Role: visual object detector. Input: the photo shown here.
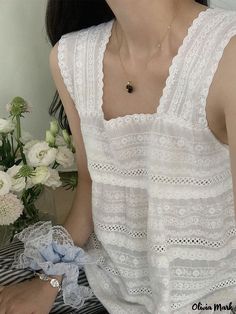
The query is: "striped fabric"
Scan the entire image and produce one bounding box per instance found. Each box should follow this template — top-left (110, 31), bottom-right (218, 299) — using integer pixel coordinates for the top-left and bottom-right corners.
top-left (0, 239), bottom-right (109, 314)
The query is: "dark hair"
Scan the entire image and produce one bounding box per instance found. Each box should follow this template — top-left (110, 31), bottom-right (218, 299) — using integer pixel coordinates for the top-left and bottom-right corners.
top-left (46, 0), bottom-right (208, 133)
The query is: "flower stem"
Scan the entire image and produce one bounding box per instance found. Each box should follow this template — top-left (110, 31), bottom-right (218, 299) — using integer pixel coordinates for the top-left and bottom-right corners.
top-left (16, 116), bottom-right (21, 139)
top-left (1, 134), bottom-right (6, 162)
top-left (15, 115), bottom-right (27, 165)
top-left (10, 133), bottom-right (14, 157)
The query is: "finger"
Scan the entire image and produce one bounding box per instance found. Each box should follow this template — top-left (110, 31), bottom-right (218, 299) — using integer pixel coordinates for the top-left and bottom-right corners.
top-left (0, 286), bottom-right (4, 292)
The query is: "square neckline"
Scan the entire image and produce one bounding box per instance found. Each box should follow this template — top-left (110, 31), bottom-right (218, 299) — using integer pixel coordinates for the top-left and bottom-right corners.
top-left (98, 7), bottom-right (212, 127)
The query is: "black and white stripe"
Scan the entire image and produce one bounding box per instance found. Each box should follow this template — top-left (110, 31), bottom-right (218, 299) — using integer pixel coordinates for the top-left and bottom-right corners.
top-left (0, 240), bottom-right (108, 314)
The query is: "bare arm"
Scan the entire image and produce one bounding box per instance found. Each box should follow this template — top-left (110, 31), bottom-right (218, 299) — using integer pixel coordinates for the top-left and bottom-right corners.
top-left (49, 42), bottom-right (94, 248)
top-left (34, 41), bottom-right (95, 291)
top-left (63, 179), bottom-right (93, 247)
top-left (0, 40), bottom-right (95, 311)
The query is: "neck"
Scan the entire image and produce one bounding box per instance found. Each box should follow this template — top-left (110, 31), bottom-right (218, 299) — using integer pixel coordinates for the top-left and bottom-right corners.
top-left (105, 0), bottom-right (201, 59)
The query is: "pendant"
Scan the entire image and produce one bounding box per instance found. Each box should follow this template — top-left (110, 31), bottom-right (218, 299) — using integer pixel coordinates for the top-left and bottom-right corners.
top-left (126, 81), bottom-right (134, 93)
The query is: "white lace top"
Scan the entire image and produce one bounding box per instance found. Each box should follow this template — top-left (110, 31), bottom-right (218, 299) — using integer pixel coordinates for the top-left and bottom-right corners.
top-left (58, 7), bottom-right (236, 314)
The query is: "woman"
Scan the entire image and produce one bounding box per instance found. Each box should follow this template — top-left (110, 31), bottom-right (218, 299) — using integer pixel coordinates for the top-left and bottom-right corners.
top-left (1, 0), bottom-right (236, 313)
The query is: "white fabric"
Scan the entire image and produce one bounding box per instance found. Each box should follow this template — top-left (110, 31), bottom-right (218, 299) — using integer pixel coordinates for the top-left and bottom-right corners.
top-left (58, 7), bottom-right (236, 314)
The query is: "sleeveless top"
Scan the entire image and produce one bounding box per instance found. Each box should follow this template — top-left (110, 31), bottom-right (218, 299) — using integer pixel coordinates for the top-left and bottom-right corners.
top-left (58, 7), bottom-right (236, 314)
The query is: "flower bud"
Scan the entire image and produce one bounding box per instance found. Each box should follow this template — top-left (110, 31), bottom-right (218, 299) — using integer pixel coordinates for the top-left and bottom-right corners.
top-left (46, 130), bottom-right (56, 147)
top-left (7, 97), bottom-right (31, 117)
top-left (62, 129), bottom-right (71, 145)
top-left (49, 120), bottom-right (59, 136)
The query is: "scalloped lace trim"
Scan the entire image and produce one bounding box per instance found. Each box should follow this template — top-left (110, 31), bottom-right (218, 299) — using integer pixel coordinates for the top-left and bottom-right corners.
top-left (58, 34), bottom-right (76, 103)
top-left (95, 8), bottom-right (213, 127)
top-left (11, 221), bottom-right (103, 310)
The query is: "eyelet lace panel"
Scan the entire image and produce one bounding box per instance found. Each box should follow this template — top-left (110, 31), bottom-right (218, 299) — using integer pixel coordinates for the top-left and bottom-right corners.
top-left (89, 162), bottom-right (231, 186)
top-left (88, 160), bottom-right (232, 199)
top-left (87, 175), bottom-right (236, 313)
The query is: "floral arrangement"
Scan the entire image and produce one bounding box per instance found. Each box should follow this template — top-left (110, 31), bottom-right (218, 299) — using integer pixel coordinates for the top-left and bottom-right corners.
top-left (0, 96), bottom-right (77, 242)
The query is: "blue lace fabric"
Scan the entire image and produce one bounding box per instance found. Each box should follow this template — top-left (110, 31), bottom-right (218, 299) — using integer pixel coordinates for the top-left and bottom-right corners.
top-left (10, 221), bottom-right (103, 310)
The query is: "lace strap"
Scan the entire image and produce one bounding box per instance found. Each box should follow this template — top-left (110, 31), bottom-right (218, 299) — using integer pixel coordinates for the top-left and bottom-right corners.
top-left (192, 9), bottom-right (236, 128)
top-left (57, 31), bottom-right (79, 107)
top-left (74, 21), bottom-right (113, 119)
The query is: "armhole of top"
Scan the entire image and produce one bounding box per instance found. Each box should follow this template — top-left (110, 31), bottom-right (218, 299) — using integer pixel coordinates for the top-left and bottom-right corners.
top-left (57, 34), bottom-right (76, 104)
top-left (198, 13), bottom-right (236, 128)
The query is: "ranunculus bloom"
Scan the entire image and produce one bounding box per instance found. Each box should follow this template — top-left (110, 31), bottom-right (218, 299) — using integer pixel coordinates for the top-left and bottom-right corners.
top-left (55, 135), bottom-right (66, 147)
top-left (56, 146), bottom-right (74, 168)
top-left (44, 168), bottom-right (62, 190)
top-left (0, 118), bottom-right (15, 134)
top-left (27, 141), bottom-right (57, 167)
top-left (31, 166), bottom-right (50, 185)
top-left (20, 130), bottom-right (33, 144)
top-left (25, 177), bottom-right (34, 189)
top-left (23, 139), bottom-right (39, 155)
top-left (7, 165), bottom-right (26, 193)
top-left (0, 171), bottom-right (12, 196)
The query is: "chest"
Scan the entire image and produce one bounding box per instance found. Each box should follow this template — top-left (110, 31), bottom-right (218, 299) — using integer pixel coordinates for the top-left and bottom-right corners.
top-left (102, 49), bottom-right (170, 120)
top-left (102, 47), bottom-right (228, 146)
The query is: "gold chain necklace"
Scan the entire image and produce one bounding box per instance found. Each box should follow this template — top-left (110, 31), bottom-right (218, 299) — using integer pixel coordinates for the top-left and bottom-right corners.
top-left (115, 6), bottom-right (179, 94)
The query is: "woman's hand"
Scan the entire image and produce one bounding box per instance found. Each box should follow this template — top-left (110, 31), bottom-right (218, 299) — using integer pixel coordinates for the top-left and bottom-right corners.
top-left (0, 277), bottom-right (59, 314)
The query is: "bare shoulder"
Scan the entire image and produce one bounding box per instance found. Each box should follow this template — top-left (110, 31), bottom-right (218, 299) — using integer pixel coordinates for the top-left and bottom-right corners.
top-left (49, 41), bottom-right (92, 182)
top-left (49, 42), bottom-right (60, 74)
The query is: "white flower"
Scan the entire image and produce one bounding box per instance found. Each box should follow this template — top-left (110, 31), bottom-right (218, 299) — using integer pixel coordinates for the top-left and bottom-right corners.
top-left (23, 140), bottom-right (40, 164)
top-left (7, 165), bottom-right (26, 193)
top-left (0, 171), bottom-right (12, 195)
top-left (23, 139), bottom-right (39, 154)
top-left (31, 166), bottom-right (50, 185)
top-left (55, 135), bottom-right (66, 146)
top-left (56, 146), bottom-right (74, 168)
top-left (25, 176), bottom-right (34, 189)
top-left (27, 141), bottom-right (57, 167)
top-left (0, 118), bottom-right (15, 134)
top-left (44, 168), bottom-right (62, 190)
top-left (20, 130), bottom-right (33, 144)
top-left (0, 193), bottom-right (24, 225)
